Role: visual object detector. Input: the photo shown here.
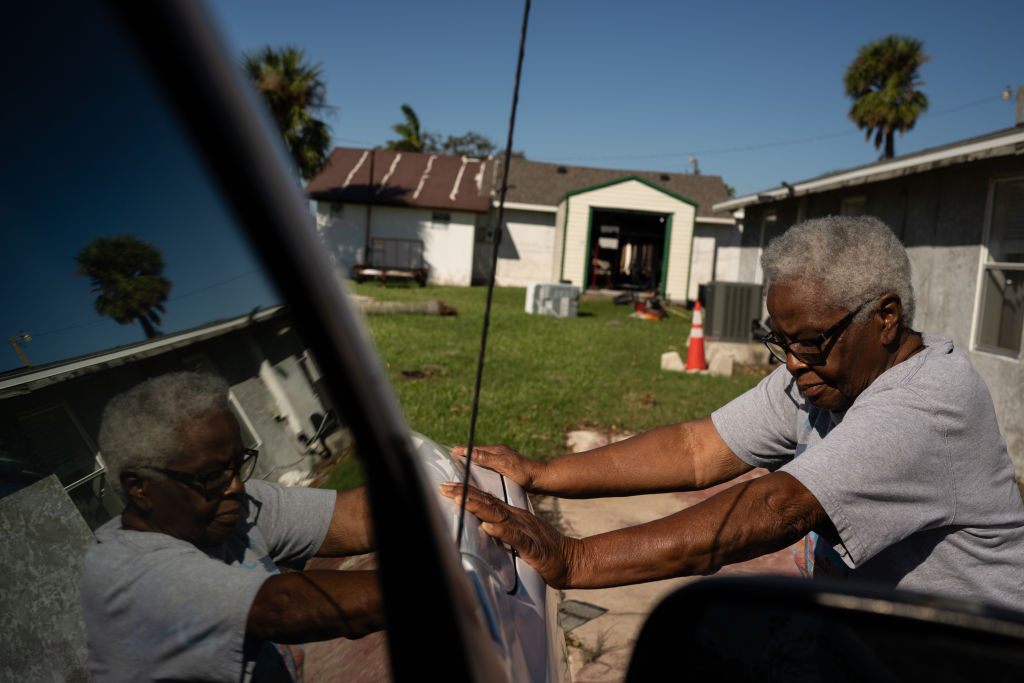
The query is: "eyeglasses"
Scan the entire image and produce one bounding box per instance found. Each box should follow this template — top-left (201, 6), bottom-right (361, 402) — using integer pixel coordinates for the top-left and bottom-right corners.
top-left (761, 299), bottom-right (874, 366)
top-left (141, 448), bottom-right (258, 501)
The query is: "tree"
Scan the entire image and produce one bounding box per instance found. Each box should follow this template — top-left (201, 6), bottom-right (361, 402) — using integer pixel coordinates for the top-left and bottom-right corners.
top-left (384, 105), bottom-right (524, 158)
top-left (75, 235), bottom-right (172, 339)
top-left (843, 35), bottom-right (929, 159)
top-left (440, 131), bottom-right (497, 157)
top-left (243, 46), bottom-right (331, 180)
top-left (386, 104), bottom-right (439, 152)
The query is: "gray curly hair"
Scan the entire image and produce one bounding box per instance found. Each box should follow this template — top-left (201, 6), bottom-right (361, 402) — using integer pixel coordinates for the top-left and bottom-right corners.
top-left (761, 215), bottom-right (915, 326)
top-left (99, 371), bottom-right (230, 499)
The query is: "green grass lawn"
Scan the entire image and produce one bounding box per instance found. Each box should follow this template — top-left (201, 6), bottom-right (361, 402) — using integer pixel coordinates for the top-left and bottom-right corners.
top-left (342, 281), bottom-right (767, 463)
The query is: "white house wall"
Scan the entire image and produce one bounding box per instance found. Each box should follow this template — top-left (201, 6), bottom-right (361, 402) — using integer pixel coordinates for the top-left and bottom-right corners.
top-left (494, 208), bottom-right (556, 286)
top-left (315, 201), bottom-right (476, 285)
top-left (552, 202), bottom-right (567, 282)
top-left (560, 180), bottom-right (696, 301)
top-left (316, 202), bottom-right (367, 275)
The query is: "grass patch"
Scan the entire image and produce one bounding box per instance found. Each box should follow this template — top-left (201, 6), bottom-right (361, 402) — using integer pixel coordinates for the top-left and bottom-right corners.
top-left (345, 281), bottom-right (766, 462)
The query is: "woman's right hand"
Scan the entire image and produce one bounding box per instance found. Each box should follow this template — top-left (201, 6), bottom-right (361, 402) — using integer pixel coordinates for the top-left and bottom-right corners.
top-left (450, 444), bottom-right (544, 492)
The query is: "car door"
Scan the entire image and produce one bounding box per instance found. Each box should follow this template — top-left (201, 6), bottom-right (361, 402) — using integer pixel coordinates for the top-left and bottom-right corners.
top-left (0, 1), bottom-right (530, 680)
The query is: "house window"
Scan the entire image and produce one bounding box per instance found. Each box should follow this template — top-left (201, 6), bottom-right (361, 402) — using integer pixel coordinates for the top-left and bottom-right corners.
top-left (841, 195), bottom-right (866, 217)
top-left (17, 403), bottom-right (122, 529)
top-left (975, 176), bottom-right (1024, 356)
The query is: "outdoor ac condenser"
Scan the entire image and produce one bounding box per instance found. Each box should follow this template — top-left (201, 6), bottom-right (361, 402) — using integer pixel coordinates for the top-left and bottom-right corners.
top-left (704, 282), bottom-right (763, 342)
top-left (525, 282), bottom-right (579, 318)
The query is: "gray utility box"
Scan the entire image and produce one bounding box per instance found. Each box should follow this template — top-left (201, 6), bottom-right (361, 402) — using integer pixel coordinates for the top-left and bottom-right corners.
top-left (525, 282), bottom-right (579, 318)
top-left (704, 282), bottom-right (763, 342)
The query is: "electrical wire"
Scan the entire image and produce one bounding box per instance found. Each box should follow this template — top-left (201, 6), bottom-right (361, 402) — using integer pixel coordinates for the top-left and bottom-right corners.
top-left (548, 94), bottom-right (1005, 164)
top-left (456, 0), bottom-right (531, 548)
top-left (28, 269), bottom-right (268, 339)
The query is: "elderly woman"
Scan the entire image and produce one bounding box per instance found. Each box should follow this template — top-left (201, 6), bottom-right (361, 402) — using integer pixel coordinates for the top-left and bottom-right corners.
top-left (81, 372), bottom-right (383, 682)
top-left (442, 215), bottom-right (1024, 612)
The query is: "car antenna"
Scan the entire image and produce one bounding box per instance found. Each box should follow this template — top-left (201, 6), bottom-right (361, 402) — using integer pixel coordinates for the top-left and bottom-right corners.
top-left (457, 0), bottom-right (531, 547)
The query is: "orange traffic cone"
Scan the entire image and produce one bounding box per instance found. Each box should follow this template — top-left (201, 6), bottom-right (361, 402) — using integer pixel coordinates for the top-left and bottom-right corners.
top-left (685, 302), bottom-right (706, 372)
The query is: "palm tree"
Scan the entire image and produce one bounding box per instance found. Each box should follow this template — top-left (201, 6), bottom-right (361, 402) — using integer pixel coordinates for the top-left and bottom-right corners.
top-left (242, 46), bottom-right (331, 180)
top-left (75, 235), bottom-right (172, 339)
top-left (386, 104), bottom-right (439, 153)
top-left (844, 35), bottom-right (929, 160)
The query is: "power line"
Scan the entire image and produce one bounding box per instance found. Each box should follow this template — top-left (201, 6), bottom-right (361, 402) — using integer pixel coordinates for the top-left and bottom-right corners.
top-left (547, 94), bottom-right (1004, 164)
top-left (30, 269), bottom-right (268, 339)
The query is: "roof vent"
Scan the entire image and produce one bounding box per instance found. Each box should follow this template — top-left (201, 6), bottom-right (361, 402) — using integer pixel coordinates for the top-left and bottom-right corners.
top-left (660, 173), bottom-right (670, 181)
top-left (557, 166), bottom-right (568, 174)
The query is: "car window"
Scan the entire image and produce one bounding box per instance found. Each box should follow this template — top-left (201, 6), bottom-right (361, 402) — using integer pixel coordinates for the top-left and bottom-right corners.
top-left (0, 1), bottom-right (318, 524)
top-left (0, 2), bottom-right (377, 678)
top-left (1, 3), bottom-right (521, 682)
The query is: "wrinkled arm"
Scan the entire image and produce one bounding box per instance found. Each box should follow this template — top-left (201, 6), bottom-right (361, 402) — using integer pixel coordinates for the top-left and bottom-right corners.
top-left (246, 570), bottom-right (383, 643)
top-left (443, 471), bottom-right (826, 589)
top-left (567, 471), bottom-right (825, 586)
top-left (458, 417), bottom-right (752, 498)
top-left (316, 487), bottom-right (374, 557)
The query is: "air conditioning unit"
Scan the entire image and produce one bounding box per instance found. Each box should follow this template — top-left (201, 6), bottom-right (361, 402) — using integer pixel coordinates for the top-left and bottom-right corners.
top-left (525, 282), bottom-right (579, 318)
top-left (704, 282), bottom-right (763, 342)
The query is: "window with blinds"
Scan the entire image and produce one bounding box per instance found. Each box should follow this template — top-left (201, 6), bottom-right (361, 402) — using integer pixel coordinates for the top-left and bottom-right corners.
top-left (975, 176), bottom-right (1024, 356)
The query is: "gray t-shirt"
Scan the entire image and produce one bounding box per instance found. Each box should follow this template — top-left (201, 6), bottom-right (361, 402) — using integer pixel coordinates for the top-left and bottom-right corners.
top-left (80, 479), bottom-right (336, 682)
top-left (712, 333), bottom-right (1024, 612)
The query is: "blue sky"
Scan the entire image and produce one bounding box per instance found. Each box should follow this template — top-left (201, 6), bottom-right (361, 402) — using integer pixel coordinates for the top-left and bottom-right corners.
top-left (0, 4), bottom-right (278, 374)
top-left (207, 0), bottom-right (1022, 196)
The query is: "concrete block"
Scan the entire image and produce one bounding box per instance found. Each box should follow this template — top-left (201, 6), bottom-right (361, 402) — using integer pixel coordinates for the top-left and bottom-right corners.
top-left (705, 341), bottom-right (772, 368)
top-left (708, 353), bottom-right (734, 377)
top-left (660, 351), bottom-right (685, 372)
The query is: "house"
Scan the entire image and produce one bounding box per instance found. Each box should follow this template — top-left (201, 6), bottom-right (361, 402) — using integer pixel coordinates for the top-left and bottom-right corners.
top-left (306, 149), bottom-right (737, 302)
top-left (0, 306), bottom-right (335, 530)
top-left (712, 126), bottom-right (1024, 480)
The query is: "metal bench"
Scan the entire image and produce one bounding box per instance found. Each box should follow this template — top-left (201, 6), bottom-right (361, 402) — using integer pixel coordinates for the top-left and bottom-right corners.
top-left (352, 238), bottom-right (428, 286)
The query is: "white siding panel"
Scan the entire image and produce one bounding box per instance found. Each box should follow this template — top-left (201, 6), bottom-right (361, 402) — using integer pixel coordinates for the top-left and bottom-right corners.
top-left (494, 209), bottom-right (556, 286)
top-left (552, 202), bottom-right (567, 282)
top-left (715, 246), bottom-right (742, 281)
top-left (562, 196), bottom-right (591, 285)
top-left (560, 180), bottom-right (696, 301)
top-left (689, 236), bottom-right (716, 301)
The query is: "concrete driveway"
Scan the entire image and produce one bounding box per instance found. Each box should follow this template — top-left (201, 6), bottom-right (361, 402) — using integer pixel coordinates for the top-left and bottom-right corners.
top-left (542, 430), bottom-right (804, 683)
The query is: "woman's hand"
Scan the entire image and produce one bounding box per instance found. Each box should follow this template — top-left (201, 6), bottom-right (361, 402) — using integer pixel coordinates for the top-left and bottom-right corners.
top-left (439, 482), bottom-right (582, 589)
top-left (450, 444), bottom-right (545, 492)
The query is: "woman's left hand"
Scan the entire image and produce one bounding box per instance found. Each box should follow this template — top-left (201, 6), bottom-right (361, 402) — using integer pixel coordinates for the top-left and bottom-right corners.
top-left (439, 482), bottom-right (582, 589)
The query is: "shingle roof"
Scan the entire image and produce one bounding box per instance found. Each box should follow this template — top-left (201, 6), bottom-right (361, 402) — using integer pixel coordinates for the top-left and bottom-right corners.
top-left (715, 126), bottom-right (1024, 212)
top-left (306, 148), bottom-right (492, 213)
top-left (306, 148), bottom-right (734, 219)
top-left (481, 157), bottom-right (733, 218)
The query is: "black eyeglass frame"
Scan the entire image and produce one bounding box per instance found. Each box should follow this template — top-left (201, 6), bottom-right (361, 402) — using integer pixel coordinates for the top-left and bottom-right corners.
top-left (140, 448), bottom-right (259, 500)
top-left (761, 299), bottom-right (875, 366)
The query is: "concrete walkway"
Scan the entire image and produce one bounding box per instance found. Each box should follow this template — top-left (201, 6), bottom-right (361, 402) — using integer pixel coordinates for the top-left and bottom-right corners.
top-left (548, 432), bottom-right (803, 683)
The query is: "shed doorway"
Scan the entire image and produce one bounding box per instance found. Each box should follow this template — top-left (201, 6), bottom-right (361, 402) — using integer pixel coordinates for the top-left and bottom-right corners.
top-left (587, 208), bottom-right (669, 291)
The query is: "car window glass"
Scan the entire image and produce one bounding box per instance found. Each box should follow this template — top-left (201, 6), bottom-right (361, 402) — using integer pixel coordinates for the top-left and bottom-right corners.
top-left (1, 3), bottom-right (383, 679)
